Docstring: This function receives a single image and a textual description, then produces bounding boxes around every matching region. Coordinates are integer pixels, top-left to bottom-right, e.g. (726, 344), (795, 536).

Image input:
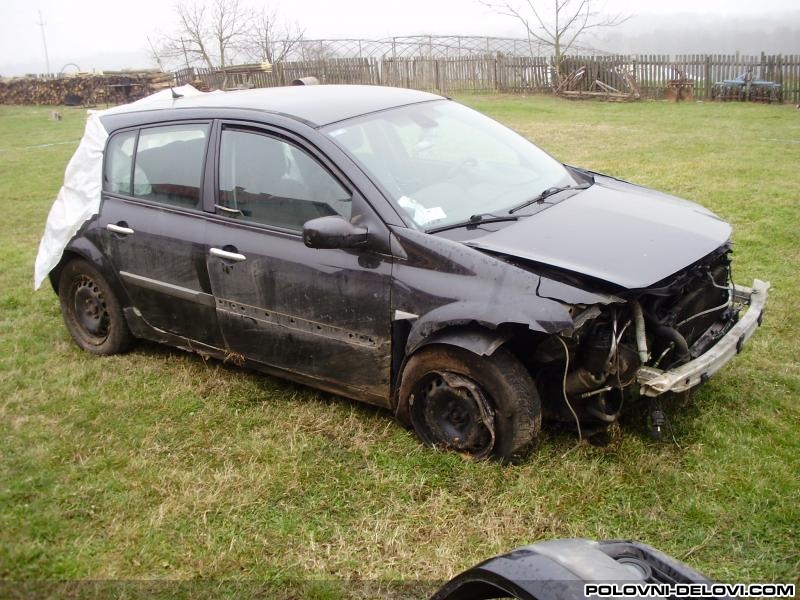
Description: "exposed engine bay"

(532, 245), (750, 435)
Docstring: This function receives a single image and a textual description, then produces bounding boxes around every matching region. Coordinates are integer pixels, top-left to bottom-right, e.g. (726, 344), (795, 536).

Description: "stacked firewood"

(189, 78), (211, 92)
(0, 70), (175, 106)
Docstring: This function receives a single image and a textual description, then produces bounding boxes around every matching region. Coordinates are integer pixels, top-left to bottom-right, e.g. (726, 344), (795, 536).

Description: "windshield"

(323, 100), (574, 230)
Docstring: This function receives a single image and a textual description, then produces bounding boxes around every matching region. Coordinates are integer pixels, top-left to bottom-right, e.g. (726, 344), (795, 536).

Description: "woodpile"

(188, 78), (212, 93)
(0, 70), (175, 106)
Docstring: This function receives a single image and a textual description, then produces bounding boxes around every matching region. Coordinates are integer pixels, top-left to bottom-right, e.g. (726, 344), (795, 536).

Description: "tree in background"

(153, 0), (303, 70)
(481, 0), (630, 80)
(245, 8), (305, 64)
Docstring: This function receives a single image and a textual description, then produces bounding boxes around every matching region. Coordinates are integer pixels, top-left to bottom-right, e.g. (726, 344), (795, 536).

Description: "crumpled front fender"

(405, 300), (574, 356)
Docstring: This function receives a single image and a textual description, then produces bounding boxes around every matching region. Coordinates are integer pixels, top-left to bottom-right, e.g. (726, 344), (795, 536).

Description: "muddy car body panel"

(389, 227), (616, 349)
(48, 85), (769, 457)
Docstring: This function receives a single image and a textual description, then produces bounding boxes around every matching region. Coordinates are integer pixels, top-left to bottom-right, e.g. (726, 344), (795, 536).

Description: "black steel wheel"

(400, 345), (541, 461)
(58, 259), (133, 355)
(414, 371), (496, 458)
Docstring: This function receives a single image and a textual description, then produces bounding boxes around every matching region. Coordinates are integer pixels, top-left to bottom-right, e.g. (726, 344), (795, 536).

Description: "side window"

(133, 123), (209, 209)
(103, 130), (136, 194)
(218, 129), (351, 231)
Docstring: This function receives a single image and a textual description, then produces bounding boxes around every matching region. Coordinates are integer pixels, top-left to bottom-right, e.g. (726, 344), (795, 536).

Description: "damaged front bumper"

(636, 279), (770, 397)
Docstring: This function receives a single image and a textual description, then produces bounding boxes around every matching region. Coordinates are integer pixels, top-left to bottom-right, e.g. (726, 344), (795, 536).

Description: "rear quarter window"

(103, 130), (137, 194)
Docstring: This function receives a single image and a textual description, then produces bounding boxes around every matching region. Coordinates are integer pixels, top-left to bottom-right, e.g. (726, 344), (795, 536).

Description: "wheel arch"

(392, 321), (552, 423)
(393, 300), (573, 406)
(404, 301), (572, 355)
(48, 238), (131, 308)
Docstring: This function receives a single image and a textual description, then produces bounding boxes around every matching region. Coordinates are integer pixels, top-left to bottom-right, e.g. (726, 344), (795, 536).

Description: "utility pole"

(37, 10), (51, 76)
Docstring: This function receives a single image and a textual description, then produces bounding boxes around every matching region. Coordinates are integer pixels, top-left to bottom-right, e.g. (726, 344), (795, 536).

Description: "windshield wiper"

(508, 183), (592, 214)
(426, 212), (519, 234)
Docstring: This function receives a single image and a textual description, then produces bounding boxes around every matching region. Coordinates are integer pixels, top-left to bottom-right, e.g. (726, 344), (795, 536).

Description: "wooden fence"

(174, 58), (382, 90)
(176, 53), (800, 103)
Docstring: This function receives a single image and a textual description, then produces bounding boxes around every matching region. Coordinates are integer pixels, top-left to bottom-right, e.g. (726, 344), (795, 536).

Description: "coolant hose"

(651, 324), (691, 364)
(631, 300), (649, 365)
(641, 306), (692, 366)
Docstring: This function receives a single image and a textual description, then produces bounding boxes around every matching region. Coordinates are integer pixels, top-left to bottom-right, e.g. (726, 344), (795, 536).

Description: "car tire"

(399, 345), (541, 461)
(58, 259), (134, 355)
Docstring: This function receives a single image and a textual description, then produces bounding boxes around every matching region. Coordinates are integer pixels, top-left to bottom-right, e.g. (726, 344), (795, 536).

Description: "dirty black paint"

(97, 196), (224, 347)
(205, 213), (393, 403)
(51, 88), (746, 418)
(390, 227), (578, 353)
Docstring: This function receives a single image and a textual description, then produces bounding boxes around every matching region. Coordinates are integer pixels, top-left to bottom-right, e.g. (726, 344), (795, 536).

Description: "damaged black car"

(49, 85), (769, 460)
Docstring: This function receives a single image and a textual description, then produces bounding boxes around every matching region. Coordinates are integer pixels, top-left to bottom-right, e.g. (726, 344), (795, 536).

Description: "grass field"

(1, 96), (798, 595)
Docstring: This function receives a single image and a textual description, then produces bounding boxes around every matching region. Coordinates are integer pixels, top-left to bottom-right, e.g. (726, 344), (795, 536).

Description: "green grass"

(1, 97), (798, 594)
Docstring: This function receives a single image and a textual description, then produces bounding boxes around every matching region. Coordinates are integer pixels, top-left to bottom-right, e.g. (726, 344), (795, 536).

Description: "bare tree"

(300, 39), (337, 62)
(482, 0), (630, 79)
(245, 8), (305, 64)
(214, 0), (251, 69)
(156, 0), (251, 71)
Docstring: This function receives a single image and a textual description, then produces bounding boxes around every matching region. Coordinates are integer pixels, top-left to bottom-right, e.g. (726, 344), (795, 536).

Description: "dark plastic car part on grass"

(431, 538), (733, 600)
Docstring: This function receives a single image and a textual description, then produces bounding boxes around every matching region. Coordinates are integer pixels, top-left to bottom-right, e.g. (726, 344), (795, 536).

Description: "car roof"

(109, 85), (445, 127)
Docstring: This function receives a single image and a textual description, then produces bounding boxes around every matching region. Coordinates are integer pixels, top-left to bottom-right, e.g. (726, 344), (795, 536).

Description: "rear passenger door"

(205, 124), (393, 404)
(99, 121), (223, 347)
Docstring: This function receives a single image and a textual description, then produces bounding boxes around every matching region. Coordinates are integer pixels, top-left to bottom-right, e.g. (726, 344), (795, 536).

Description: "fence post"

(704, 55), (712, 100)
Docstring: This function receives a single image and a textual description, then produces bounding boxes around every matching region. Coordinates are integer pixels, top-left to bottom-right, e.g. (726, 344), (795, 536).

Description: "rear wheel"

(399, 345), (541, 461)
(58, 259), (133, 355)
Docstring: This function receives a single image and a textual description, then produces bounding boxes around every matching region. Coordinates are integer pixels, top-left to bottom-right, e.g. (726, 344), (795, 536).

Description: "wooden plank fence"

(175, 53), (800, 103)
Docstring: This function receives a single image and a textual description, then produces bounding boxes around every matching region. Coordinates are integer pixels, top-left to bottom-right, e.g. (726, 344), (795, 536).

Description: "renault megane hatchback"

(45, 85), (769, 460)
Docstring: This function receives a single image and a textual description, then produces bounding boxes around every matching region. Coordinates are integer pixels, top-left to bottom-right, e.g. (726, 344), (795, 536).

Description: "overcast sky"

(1, 0), (798, 76)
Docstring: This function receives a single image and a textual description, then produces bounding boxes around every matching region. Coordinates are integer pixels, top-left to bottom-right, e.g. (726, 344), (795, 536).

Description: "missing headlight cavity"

(533, 246), (740, 433)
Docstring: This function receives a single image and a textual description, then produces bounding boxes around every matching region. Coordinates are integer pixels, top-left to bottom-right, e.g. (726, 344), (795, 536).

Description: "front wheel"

(58, 259), (134, 355)
(399, 345), (541, 461)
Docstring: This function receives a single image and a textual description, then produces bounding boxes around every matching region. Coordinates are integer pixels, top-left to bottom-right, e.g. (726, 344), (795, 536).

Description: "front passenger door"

(205, 125), (393, 405)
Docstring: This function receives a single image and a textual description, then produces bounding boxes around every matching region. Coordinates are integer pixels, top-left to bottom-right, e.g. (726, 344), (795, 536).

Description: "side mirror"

(303, 215), (368, 249)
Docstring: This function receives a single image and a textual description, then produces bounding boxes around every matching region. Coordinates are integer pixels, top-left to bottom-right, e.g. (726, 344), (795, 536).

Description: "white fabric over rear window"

(33, 84), (207, 289)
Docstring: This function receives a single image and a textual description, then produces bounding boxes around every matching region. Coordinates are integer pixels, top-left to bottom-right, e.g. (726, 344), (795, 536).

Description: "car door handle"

(107, 223), (134, 235)
(215, 204), (243, 216)
(210, 247), (247, 262)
